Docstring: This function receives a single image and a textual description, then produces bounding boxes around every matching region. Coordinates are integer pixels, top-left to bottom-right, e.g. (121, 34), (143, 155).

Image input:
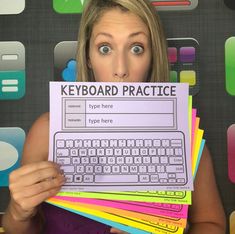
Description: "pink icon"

(227, 124), (235, 183)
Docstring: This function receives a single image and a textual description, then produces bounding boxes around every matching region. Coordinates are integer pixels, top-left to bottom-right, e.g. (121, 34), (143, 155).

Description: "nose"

(113, 53), (129, 79)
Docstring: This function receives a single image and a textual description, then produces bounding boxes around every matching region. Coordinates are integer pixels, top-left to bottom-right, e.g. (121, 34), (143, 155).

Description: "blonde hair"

(77, 0), (169, 82)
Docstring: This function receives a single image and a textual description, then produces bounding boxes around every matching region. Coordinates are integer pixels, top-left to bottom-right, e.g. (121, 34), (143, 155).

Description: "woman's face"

(88, 8), (152, 82)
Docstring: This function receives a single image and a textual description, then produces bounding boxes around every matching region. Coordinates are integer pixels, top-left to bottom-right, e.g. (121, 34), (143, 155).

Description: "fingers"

(12, 167), (63, 191)
(13, 186), (62, 211)
(13, 174), (65, 199)
(10, 161), (60, 179)
(8, 161), (66, 216)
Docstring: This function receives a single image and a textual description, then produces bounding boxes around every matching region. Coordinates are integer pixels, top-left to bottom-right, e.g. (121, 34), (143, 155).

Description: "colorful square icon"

(180, 47), (195, 63)
(167, 38), (199, 96)
(170, 71), (178, 83)
(149, 0), (198, 11)
(53, 0), (87, 14)
(225, 37), (235, 96)
(54, 41), (77, 82)
(168, 47), (177, 63)
(180, 70), (196, 86)
(0, 41), (26, 100)
(0, 127), (25, 187)
(0, 0), (25, 14)
(224, 0), (235, 10)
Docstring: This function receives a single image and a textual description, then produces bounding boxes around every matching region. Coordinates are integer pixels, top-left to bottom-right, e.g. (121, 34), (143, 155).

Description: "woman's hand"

(8, 161), (65, 222)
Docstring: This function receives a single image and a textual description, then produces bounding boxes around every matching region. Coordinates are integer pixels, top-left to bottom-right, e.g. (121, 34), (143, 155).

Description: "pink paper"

(54, 196), (188, 219)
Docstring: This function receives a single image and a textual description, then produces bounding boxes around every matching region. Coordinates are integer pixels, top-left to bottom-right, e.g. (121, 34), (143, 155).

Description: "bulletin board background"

(0, 0), (235, 233)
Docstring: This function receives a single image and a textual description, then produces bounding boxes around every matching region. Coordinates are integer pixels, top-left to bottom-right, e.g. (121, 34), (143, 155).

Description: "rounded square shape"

(53, 0), (86, 14)
(167, 38), (199, 96)
(54, 41), (77, 81)
(0, 127), (25, 187)
(0, 41), (26, 100)
(180, 47), (196, 63)
(170, 71), (178, 82)
(180, 70), (196, 86)
(168, 47), (178, 63)
(227, 124), (235, 183)
(225, 37), (235, 96)
(0, 0), (25, 14)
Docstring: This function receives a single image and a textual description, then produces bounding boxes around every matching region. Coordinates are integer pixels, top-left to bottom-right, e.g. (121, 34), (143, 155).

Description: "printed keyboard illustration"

(136, 202), (183, 212)
(54, 131), (187, 187)
(130, 190), (186, 198)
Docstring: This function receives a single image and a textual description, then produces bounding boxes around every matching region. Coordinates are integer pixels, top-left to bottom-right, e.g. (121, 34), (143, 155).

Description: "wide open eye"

(131, 45), (144, 55)
(98, 45), (111, 55)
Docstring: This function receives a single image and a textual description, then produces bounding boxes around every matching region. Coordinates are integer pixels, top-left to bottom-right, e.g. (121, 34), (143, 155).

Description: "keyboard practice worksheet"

(49, 82), (192, 192)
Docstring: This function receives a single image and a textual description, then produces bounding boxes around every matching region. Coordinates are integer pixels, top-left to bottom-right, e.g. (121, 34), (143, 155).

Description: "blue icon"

(62, 59), (77, 81)
(54, 41), (78, 82)
(0, 127), (25, 187)
(0, 41), (26, 100)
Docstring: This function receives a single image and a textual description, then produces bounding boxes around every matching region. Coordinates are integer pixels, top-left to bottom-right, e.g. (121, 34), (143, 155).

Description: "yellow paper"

(191, 117), (200, 164)
(49, 197), (187, 228)
(47, 198), (184, 234)
(192, 129), (204, 175)
(58, 190), (191, 204)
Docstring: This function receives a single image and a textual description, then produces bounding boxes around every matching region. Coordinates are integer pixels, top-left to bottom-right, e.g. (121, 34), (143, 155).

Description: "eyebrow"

(94, 31), (149, 40)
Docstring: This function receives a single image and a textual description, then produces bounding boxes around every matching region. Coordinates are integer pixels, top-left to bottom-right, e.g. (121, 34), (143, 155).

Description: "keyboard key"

(56, 140), (65, 148)
(61, 165), (75, 173)
(139, 175), (149, 182)
(57, 157), (70, 165)
(56, 149), (69, 157)
(166, 165), (184, 173)
(95, 175), (138, 183)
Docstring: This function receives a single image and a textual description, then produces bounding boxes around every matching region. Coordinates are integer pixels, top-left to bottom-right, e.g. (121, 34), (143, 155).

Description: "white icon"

(0, 0), (25, 15)
(0, 141), (18, 171)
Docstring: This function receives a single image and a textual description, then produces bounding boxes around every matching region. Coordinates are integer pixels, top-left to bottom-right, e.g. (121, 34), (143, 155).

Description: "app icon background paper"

(53, 0), (86, 14)
(0, 128), (25, 187)
(54, 41), (77, 81)
(167, 38), (199, 96)
(225, 37), (235, 96)
(0, 41), (25, 100)
(0, 0), (25, 14)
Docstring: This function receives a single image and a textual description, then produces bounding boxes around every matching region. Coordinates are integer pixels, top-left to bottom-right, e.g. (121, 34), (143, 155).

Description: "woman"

(2, 0), (226, 233)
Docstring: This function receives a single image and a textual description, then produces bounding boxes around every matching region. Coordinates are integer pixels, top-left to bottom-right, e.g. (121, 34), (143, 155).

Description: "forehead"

(92, 8), (149, 35)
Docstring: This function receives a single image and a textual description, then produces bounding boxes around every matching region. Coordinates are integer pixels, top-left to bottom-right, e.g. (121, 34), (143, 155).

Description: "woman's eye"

(131, 45), (144, 55)
(98, 45), (111, 55)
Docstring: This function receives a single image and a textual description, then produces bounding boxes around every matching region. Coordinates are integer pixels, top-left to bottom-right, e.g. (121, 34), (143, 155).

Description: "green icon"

(225, 37), (235, 96)
(0, 71), (25, 100)
(170, 71), (178, 83)
(53, 0), (87, 14)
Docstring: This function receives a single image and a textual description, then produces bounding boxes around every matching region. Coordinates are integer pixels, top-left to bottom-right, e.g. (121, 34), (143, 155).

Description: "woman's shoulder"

(29, 112), (49, 135)
(36, 112), (49, 123)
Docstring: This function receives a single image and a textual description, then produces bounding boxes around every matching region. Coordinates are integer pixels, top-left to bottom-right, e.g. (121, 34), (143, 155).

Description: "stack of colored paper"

(47, 96), (205, 234)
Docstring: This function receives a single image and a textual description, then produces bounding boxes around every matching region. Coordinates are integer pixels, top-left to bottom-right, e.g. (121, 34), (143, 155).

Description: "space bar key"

(95, 175), (138, 183)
